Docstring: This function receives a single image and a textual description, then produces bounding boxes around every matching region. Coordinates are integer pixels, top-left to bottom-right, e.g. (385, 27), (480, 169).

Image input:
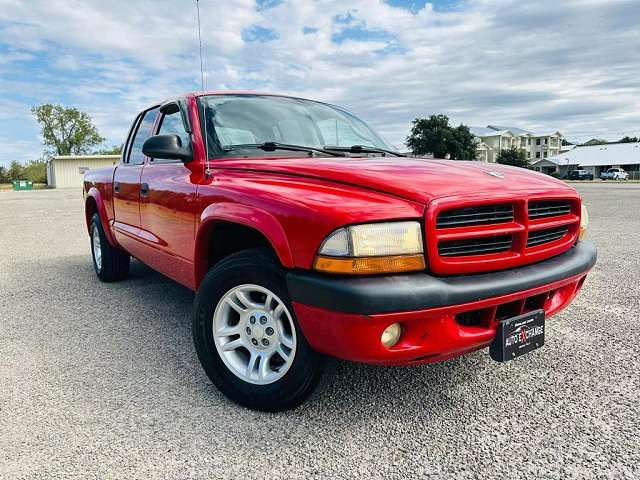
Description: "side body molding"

(194, 202), (294, 288)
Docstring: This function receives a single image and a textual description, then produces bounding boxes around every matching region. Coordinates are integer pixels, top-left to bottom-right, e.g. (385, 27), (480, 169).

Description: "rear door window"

(122, 114), (141, 163)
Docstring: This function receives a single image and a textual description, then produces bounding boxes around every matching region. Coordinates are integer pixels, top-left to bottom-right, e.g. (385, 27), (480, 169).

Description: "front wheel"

(192, 249), (324, 411)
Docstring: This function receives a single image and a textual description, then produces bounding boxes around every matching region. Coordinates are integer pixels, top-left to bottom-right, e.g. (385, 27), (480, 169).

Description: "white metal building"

(47, 155), (119, 189)
(531, 142), (640, 178)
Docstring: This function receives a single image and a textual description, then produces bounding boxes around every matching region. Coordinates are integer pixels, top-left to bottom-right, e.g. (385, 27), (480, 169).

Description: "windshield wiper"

(223, 142), (346, 157)
(323, 145), (405, 157)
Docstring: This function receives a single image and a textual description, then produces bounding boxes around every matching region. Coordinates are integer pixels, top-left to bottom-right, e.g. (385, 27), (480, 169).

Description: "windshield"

(200, 94), (392, 157)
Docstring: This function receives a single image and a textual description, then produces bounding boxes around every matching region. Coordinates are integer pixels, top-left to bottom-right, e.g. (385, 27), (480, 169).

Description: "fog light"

(381, 323), (402, 348)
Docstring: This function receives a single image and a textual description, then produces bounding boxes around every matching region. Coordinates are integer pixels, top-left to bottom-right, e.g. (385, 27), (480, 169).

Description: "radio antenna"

(196, 0), (205, 93)
(195, 0), (211, 175)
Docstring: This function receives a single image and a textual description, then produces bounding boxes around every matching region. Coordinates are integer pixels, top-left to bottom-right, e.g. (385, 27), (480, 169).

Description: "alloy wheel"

(92, 225), (102, 271)
(212, 284), (297, 385)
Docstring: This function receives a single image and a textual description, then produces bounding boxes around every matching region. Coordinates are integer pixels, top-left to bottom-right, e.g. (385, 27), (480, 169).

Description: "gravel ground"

(1, 184), (638, 480)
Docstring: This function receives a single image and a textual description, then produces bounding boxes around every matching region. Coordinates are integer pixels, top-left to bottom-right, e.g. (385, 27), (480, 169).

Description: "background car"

(568, 169), (594, 181)
(601, 167), (629, 180)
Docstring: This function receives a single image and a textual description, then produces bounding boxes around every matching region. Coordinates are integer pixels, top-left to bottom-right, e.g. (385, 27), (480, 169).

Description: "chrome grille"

(439, 234), (513, 257)
(527, 226), (568, 247)
(436, 203), (514, 228)
(528, 200), (571, 219)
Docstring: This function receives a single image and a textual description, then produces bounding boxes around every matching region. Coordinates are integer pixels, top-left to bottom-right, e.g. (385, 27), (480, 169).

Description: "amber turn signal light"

(313, 254), (426, 275)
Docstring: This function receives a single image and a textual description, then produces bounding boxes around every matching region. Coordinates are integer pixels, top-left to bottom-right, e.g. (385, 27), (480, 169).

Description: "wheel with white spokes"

(92, 225), (102, 271)
(193, 248), (324, 411)
(213, 284), (297, 385)
(90, 213), (130, 282)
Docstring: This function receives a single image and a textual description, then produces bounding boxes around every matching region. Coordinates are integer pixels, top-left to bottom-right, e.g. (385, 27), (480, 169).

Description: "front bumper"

(287, 241), (597, 365)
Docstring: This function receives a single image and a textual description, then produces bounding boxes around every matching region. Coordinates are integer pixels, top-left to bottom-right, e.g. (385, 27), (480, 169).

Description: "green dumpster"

(12, 180), (34, 191)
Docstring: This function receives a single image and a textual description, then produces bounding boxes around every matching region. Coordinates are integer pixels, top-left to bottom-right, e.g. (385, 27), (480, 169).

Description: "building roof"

(470, 126), (500, 136)
(472, 125), (563, 138)
(530, 131), (563, 138)
(533, 142), (640, 167)
(52, 155), (120, 161)
(470, 126), (514, 137)
(488, 125), (532, 136)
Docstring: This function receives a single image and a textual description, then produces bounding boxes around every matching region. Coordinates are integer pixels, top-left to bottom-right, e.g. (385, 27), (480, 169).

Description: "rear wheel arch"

(85, 196), (98, 231)
(85, 187), (117, 247)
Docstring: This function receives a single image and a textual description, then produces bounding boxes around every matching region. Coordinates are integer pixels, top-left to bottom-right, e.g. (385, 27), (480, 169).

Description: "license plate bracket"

(489, 309), (545, 362)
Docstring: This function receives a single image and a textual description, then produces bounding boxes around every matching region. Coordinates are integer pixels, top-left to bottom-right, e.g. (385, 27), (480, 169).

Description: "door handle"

(140, 182), (150, 197)
(114, 181), (120, 193)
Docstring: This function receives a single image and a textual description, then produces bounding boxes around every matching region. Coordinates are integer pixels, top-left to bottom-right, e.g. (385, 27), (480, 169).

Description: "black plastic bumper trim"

(286, 241), (597, 315)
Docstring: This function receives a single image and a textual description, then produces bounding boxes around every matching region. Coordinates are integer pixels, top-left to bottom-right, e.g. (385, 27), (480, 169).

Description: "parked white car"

(600, 168), (629, 180)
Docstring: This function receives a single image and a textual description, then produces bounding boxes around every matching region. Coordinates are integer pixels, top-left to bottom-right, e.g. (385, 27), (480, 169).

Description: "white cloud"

(0, 0), (638, 165)
(0, 137), (45, 163)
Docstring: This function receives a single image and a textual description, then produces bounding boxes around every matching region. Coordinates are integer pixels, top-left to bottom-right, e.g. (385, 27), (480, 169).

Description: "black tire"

(90, 213), (130, 282)
(193, 248), (324, 412)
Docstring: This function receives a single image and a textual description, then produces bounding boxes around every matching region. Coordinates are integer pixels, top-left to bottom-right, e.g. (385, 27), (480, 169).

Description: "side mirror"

(142, 134), (193, 163)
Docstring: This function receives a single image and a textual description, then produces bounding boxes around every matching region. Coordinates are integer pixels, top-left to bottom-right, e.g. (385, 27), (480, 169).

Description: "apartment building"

(471, 125), (564, 163)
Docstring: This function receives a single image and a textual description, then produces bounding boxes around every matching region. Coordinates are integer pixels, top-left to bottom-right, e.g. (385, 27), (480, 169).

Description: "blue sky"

(0, 0), (639, 166)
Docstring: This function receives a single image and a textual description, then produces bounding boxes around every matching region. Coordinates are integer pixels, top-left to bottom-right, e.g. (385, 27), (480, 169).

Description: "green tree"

(31, 104), (105, 156)
(22, 159), (47, 183)
(406, 114), (477, 160)
(619, 136), (639, 143)
(0, 166), (8, 183)
(7, 160), (24, 181)
(450, 124), (477, 160)
(496, 146), (531, 169)
(93, 144), (123, 155)
(582, 138), (607, 146)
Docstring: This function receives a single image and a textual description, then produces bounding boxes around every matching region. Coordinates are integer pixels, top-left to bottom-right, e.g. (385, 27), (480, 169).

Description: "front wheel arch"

(194, 205), (294, 288)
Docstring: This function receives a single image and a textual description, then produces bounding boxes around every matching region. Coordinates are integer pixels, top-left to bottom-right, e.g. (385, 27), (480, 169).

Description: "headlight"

(314, 221), (425, 275)
(579, 204), (589, 239)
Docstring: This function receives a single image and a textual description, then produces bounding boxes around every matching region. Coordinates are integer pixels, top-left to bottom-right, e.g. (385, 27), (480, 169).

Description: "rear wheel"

(90, 213), (130, 282)
(193, 249), (324, 411)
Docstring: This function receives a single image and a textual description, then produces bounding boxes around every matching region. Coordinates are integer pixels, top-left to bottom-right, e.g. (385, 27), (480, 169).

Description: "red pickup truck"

(84, 93), (596, 411)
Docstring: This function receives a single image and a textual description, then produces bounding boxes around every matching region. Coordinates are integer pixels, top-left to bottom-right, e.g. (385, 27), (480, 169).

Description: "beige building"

(47, 155), (119, 188)
(471, 125), (564, 163)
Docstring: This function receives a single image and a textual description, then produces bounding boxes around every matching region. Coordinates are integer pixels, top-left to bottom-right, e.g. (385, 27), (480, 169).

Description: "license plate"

(489, 309), (545, 362)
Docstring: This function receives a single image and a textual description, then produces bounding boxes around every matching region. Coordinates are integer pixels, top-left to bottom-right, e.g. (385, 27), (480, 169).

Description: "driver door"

(138, 103), (197, 288)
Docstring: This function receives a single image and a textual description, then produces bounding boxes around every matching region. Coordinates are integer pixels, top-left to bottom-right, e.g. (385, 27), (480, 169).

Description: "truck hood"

(216, 156), (574, 205)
